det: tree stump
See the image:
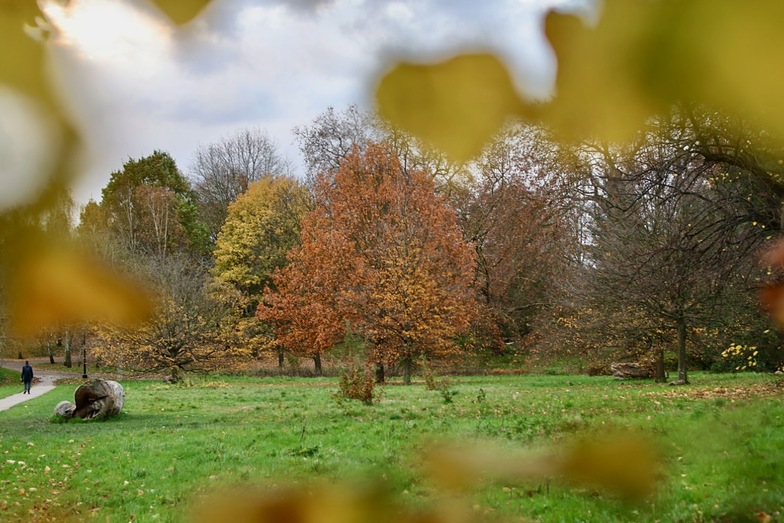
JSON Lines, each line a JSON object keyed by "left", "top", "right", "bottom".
{"left": 611, "top": 362, "right": 652, "bottom": 380}
{"left": 53, "top": 379, "right": 125, "bottom": 420}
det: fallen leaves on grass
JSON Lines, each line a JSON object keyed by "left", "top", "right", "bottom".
{"left": 649, "top": 382, "right": 782, "bottom": 402}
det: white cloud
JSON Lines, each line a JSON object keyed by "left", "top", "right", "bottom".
{"left": 41, "top": 0, "right": 173, "bottom": 73}
{"left": 39, "top": 0, "right": 591, "bottom": 206}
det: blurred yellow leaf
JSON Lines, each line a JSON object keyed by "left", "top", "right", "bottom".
{"left": 377, "top": 1, "right": 784, "bottom": 153}
{"left": 541, "top": 2, "right": 664, "bottom": 141}
{"left": 194, "top": 483, "right": 395, "bottom": 523}
{"left": 422, "top": 442, "right": 556, "bottom": 492}
{"left": 150, "top": 0, "right": 212, "bottom": 25}
{"left": 375, "top": 53, "right": 527, "bottom": 163}
{"left": 540, "top": 0, "right": 784, "bottom": 141}
{"left": 559, "top": 435, "right": 659, "bottom": 500}
{"left": 422, "top": 436, "right": 659, "bottom": 500}
{"left": 0, "top": 0, "right": 49, "bottom": 100}
{"left": 7, "top": 245, "right": 152, "bottom": 337}
{"left": 0, "top": 0, "right": 82, "bottom": 213}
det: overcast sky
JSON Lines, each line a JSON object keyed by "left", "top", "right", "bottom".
{"left": 37, "top": 0, "right": 592, "bottom": 206}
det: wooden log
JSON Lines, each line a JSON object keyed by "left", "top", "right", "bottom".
{"left": 611, "top": 362, "right": 652, "bottom": 380}
{"left": 54, "top": 379, "right": 125, "bottom": 420}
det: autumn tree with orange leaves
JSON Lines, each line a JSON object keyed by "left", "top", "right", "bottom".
{"left": 259, "top": 143, "right": 478, "bottom": 383}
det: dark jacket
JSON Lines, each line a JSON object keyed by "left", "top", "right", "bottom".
{"left": 21, "top": 364, "right": 33, "bottom": 382}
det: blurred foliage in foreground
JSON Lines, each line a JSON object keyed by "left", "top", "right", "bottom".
{"left": 196, "top": 433, "right": 658, "bottom": 523}
{"left": 0, "top": 0, "right": 213, "bottom": 338}
{"left": 377, "top": 0, "right": 784, "bottom": 162}
{"left": 2, "top": 0, "right": 784, "bottom": 522}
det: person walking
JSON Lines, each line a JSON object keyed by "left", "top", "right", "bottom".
{"left": 21, "top": 361, "right": 33, "bottom": 394}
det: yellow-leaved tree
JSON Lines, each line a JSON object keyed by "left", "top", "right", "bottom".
{"left": 211, "top": 175, "right": 310, "bottom": 366}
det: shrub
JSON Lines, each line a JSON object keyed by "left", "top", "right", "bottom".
{"left": 437, "top": 380, "right": 458, "bottom": 404}
{"left": 336, "top": 363, "right": 379, "bottom": 405}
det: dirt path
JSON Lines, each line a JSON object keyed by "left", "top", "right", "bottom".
{"left": 0, "top": 359, "right": 70, "bottom": 413}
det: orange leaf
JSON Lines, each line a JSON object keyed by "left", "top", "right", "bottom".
{"left": 759, "top": 285, "right": 784, "bottom": 327}
{"left": 560, "top": 435, "right": 660, "bottom": 500}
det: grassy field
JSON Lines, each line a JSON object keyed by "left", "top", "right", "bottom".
{"left": 0, "top": 367, "right": 22, "bottom": 398}
{"left": 0, "top": 372, "right": 782, "bottom": 522}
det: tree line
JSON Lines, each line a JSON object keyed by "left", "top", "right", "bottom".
{"left": 8, "top": 105, "right": 783, "bottom": 383}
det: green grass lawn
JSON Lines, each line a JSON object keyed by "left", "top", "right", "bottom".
{"left": 0, "top": 367, "right": 22, "bottom": 399}
{"left": 0, "top": 372, "right": 782, "bottom": 522}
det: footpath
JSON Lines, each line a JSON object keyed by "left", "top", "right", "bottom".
{"left": 0, "top": 359, "right": 68, "bottom": 412}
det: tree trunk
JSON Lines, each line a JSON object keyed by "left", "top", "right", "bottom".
{"left": 80, "top": 331, "right": 87, "bottom": 377}
{"left": 64, "top": 331, "right": 72, "bottom": 368}
{"left": 313, "top": 353, "right": 322, "bottom": 376}
{"left": 47, "top": 340, "right": 55, "bottom": 364}
{"left": 375, "top": 363, "right": 385, "bottom": 384}
{"left": 654, "top": 348, "right": 666, "bottom": 383}
{"left": 402, "top": 356, "right": 412, "bottom": 385}
{"left": 277, "top": 347, "right": 285, "bottom": 369}
{"left": 676, "top": 315, "right": 688, "bottom": 384}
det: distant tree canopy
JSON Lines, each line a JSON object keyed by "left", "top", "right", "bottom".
{"left": 190, "top": 128, "right": 292, "bottom": 244}
{"left": 61, "top": 105, "right": 784, "bottom": 381}
{"left": 294, "top": 105, "right": 469, "bottom": 196}
{"left": 457, "top": 124, "right": 576, "bottom": 345}
{"left": 86, "top": 151, "right": 208, "bottom": 257}
{"left": 538, "top": 107, "right": 784, "bottom": 376}
{"left": 293, "top": 105, "right": 380, "bottom": 184}
{"left": 293, "top": 109, "right": 573, "bottom": 348}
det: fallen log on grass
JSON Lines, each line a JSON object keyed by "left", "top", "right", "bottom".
{"left": 54, "top": 379, "right": 125, "bottom": 420}
{"left": 611, "top": 362, "right": 652, "bottom": 380}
